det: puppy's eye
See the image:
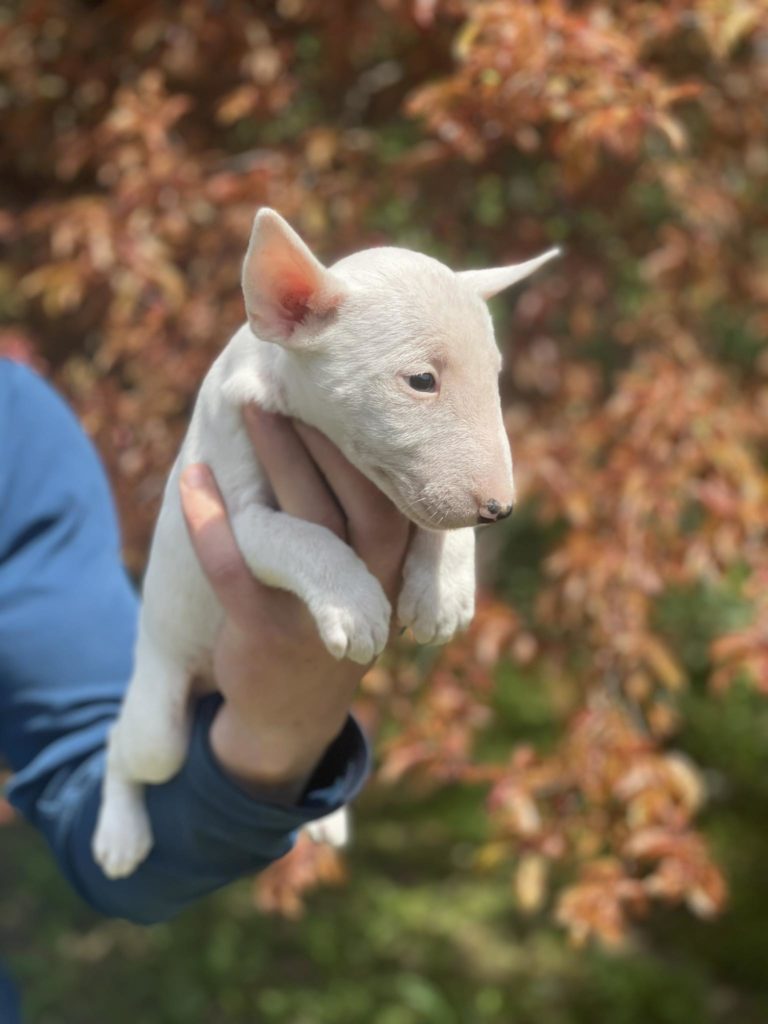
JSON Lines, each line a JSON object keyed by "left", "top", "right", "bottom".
{"left": 408, "top": 372, "right": 437, "bottom": 393}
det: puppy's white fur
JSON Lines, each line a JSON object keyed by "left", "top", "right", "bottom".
{"left": 93, "top": 210, "right": 558, "bottom": 878}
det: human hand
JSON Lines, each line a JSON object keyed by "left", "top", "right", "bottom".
{"left": 179, "top": 408, "right": 410, "bottom": 803}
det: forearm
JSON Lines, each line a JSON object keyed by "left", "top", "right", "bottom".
{"left": 17, "top": 695, "right": 368, "bottom": 924}
{"left": 0, "top": 362, "right": 373, "bottom": 924}
{"left": 209, "top": 705, "right": 317, "bottom": 805}
{"left": 206, "top": 616, "right": 362, "bottom": 805}
{"left": 209, "top": 679, "right": 358, "bottom": 806}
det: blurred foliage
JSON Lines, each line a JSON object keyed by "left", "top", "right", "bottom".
{"left": 2, "top": 0, "right": 768, "bottom": 1013}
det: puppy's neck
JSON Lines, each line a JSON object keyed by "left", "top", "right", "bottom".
{"left": 218, "top": 324, "right": 319, "bottom": 426}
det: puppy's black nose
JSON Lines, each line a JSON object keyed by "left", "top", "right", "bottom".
{"left": 478, "top": 499, "right": 514, "bottom": 524}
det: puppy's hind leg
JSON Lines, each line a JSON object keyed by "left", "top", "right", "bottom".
{"left": 92, "top": 750, "right": 153, "bottom": 880}
{"left": 93, "top": 632, "right": 192, "bottom": 879}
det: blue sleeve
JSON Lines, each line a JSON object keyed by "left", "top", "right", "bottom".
{"left": 0, "top": 360, "right": 369, "bottom": 924}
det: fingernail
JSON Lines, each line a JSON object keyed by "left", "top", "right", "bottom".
{"left": 181, "top": 464, "right": 210, "bottom": 489}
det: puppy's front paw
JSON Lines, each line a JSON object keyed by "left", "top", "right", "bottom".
{"left": 397, "top": 571, "right": 475, "bottom": 645}
{"left": 311, "top": 575, "right": 391, "bottom": 664}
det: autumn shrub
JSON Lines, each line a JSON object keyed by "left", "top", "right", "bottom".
{"left": 2, "top": 0, "right": 767, "bottom": 946}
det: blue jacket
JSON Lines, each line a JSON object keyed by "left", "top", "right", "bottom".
{"left": 0, "top": 360, "right": 369, "bottom": 1019}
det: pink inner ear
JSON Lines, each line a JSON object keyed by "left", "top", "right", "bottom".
{"left": 243, "top": 216, "right": 343, "bottom": 344}
{"left": 280, "top": 283, "right": 312, "bottom": 327}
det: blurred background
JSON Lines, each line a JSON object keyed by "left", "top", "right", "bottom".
{"left": 2, "top": 1, "right": 768, "bottom": 1021}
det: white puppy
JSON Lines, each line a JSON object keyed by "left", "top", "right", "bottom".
{"left": 93, "top": 210, "right": 558, "bottom": 878}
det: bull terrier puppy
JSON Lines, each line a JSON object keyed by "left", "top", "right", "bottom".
{"left": 93, "top": 209, "right": 558, "bottom": 878}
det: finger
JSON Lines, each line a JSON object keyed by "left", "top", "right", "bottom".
{"left": 291, "top": 421, "right": 403, "bottom": 531}
{"left": 292, "top": 422, "right": 411, "bottom": 596}
{"left": 179, "top": 463, "right": 269, "bottom": 625}
{"left": 243, "top": 406, "right": 347, "bottom": 541}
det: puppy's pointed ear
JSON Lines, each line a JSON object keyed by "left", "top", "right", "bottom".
{"left": 457, "top": 247, "right": 561, "bottom": 300}
{"left": 242, "top": 209, "right": 346, "bottom": 345}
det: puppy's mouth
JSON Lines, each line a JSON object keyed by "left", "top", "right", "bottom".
{"left": 368, "top": 466, "right": 461, "bottom": 532}
{"left": 346, "top": 438, "right": 471, "bottom": 530}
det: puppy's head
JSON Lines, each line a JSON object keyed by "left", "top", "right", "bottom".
{"left": 242, "top": 209, "right": 558, "bottom": 530}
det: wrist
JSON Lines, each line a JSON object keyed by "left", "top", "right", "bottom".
{"left": 209, "top": 701, "right": 335, "bottom": 804}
